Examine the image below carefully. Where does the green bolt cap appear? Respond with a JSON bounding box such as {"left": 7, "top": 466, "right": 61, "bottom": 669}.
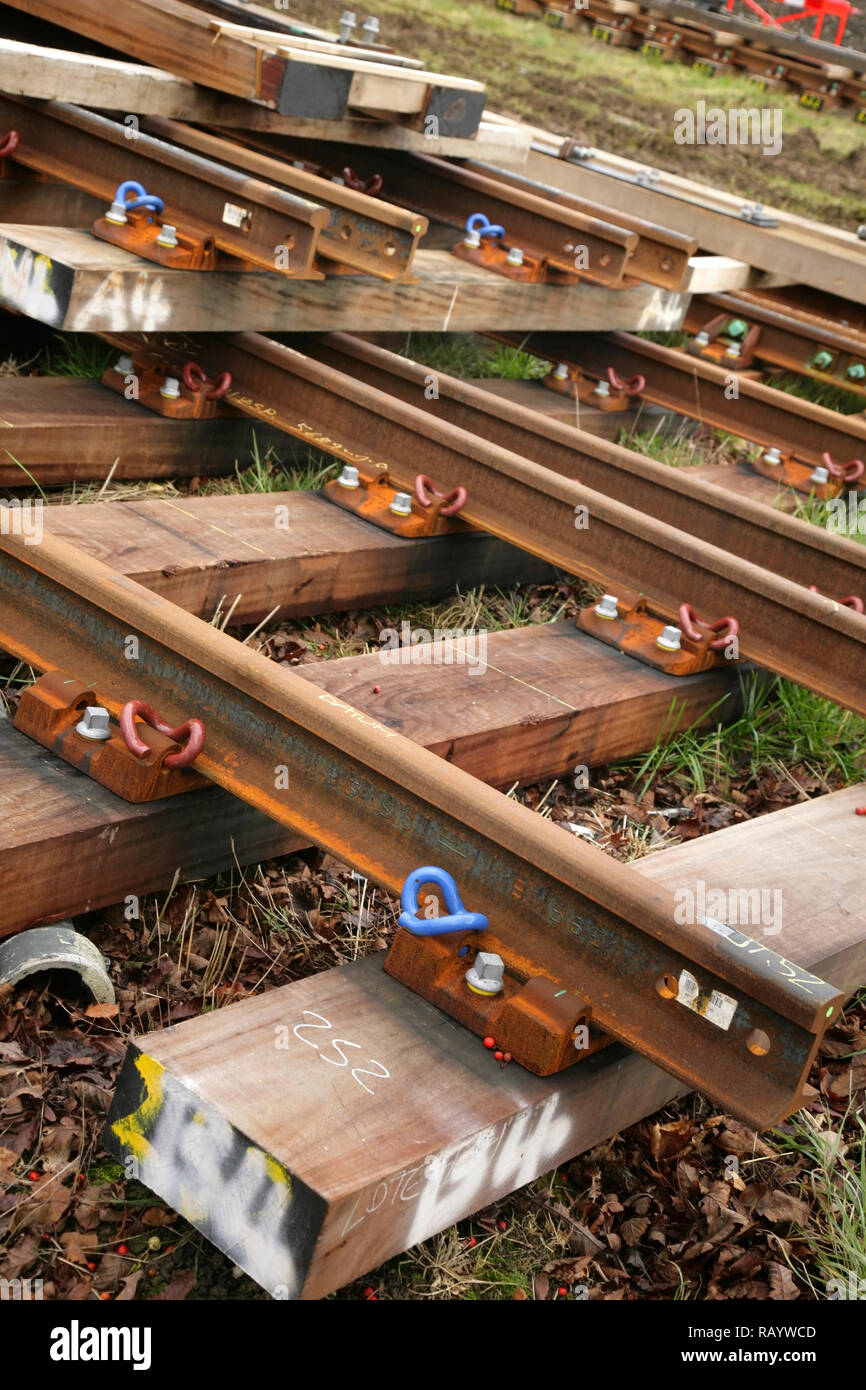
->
{"left": 846, "top": 363, "right": 866, "bottom": 380}
{"left": 812, "top": 350, "right": 834, "bottom": 371}
{"left": 726, "top": 319, "right": 748, "bottom": 339}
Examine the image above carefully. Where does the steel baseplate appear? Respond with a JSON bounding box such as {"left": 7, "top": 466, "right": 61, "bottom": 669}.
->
{"left": 101, "top": 356, "right": 234, "bottom": 421}
{"left": 751, "top": 450, "right": 847, "bottom": 499}
{"left": 542, "top": 367, "right": 637, "bottom": 411}
{"left": 385, "top": 926, "right": 610, "bottom": 1075}
{"left": 322, "top": 469, "right": 472, "bottom": 538}
{"left": 577, "top": 591, "right": 739, "bottom": 675}
{"left": 13, "top": 670, "right": 207, "bottom": 802}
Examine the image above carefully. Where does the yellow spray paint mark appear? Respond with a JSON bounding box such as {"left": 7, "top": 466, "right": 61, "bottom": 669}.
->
{"left": 264, "top": 1154, "right": 292, "bottom": 1194}
{"left": 110, "top": 1053, "right": 166, "bottom": 1162}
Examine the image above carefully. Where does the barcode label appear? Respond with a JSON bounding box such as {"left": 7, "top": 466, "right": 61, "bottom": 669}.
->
{"left": 676, "top": 970, "right": 738, "bottom": 1031}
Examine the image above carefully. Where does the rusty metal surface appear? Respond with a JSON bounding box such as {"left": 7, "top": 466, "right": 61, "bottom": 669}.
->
{"left": 495, "top": 329, "right": 866, "bottom": 469}
{"left": 141, "top": 118, "right": 429, "bottom": 283}
{"left": 0, "top": 96, "right": 328, "bottom": 278}
{"left": 301, "top": 333, "right": 866, "bottom": 610}
{"left": 385, "top": 926, "right": 609, "bottom": 1075}
{"left": 576, "top": 593, "right": 734, "bottom": 674}
{"left": 13, "top": 671, "right": 207, "bottom": 801}
{"left": 463, "top": 157, "right": 697, "bottom": 290}
{"left": 0, "top": 523, "right": 845, "bottom": 1127}
{"left": 684, "top": 292, "right": 866, "bottom": 400}
{"left": 225, "top": 135, "right": 641, "bottom": 287}
{"left": 101, "top": 330, "right": 866, "bottom": 716}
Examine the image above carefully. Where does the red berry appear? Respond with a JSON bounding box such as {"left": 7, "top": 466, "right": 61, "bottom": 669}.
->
{"left": 147, "top": 1268, "right": 157, "bottom": 1277}
{"left": 502, "top": 1052, "right": 512, "bottom": 1064}
{"left": 483, "top": 1036, "right": 495, "bottom": 1049}
{"left": 494, "top": 1050, "right": 504, "bottom": 1061}
{"left": 856, "top": 807, "right": 866, "bottom": 816}
{"left": 100, "top": 1291, "right": 111, "bottom": 1301}
{"left": 28, "top": 1170, "right": 39, "bottom": 1181}
{"left": 498, "top": 1220, "right": 507, "bottom": 1231}
{"left": 372, "top": 686, "right": 380, "bottom": 694}
{"left": 87, "top": 1262, "right": 96, "bottom": 1271}
{"left": 466, "top": 1237, "right": 476, "bottom": 1248}
{"left": 117, "top": 1244, "right": 128, "bottom": 1255}
{"left": 558, "top": 1286, "right": 568, "bottom": 1296}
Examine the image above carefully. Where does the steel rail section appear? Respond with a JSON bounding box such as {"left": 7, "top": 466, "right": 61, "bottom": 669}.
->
{"left": 0, "top": 525, "right": 844, "bottom": 1127}
{"left": 300, "top": 332, "right": 866, "bottom": 602}
{"left": 224, "top": 136, "right": 641, "bottom": 286}
{"left": 104, "top": 331, "right": 866, "bottom": 714}
{"left": 683, "top": 292, "right": 866, "bottom": 399}
{"left": 494, "top": 329, "right": 866, "bottom": 468}
{"left": 516, "top": 140, "right": 866, "bottom": 303}
{"left": 140, "top": 117, "right": 429, "bottom": 282}
{"left": 460, "top": 156, "right": 697, "bottom": 290}
{"left": 0, "top": 97, "right": 329, "bottom": 277}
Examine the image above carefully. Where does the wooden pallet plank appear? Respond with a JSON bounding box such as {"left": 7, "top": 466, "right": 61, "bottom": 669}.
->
{"left": 102, "top": 778, "right": 866, "bottom": 1296}
{"left": 0, "top": 227, "right": 690, "bottom": 334}
{"left": 42, "top": 492, "right": 552, "bottom": 625}
{"left": 0, "top": 377, "right": 288, "bottom": 485}
{"left": 0, "top": 39, "right": 529, "bottom": 157}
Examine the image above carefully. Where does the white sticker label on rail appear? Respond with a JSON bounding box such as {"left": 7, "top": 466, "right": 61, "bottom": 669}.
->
{"left": 676, "top": 970, "right": 738, "bottom": 1031}
{"left": 222, "top": 202, "right": 249, "bottom": 227}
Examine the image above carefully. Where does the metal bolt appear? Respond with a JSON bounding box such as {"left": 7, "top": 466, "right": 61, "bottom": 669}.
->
{"left": 594, "top": 594, "right": 619, "bottom": 621}
{"left": 812, "top": 350, "right": 834, "bottom": 371}
{"left": 76, "top": 706, "right": 112, "bottom": 741}
{"left": 810, "top": 465, "right": 830, "bottom": 485}
{"left": 337, "top": 464, "right": 360, "bottom": 489}
{"left": 726, "top": 319, "right": 748, "bottom": 339}
{"left": 506, "top": 246, "right": 524, "bottom": 267}
{"left": 593, "top": 380, "right": 611, "bottom": 397}
{"left": 156, "top": 223, "right": 178, "bottom": 248}
{"left": 656, "top": 625, "right": 682, "bottom": 652}
{"left": 553, "top": 362, "right": 570, "bottom": 380}
{"left": 465, "top": 951, "right": 505, "bottom": 996}
{"left": 762, "top": 447, "right": 782, "bottom": 466}
{"left": 104, "top": 199, "right": 129, "bottom": 225}
{"left": 846, "top": 363, "right": 865, "bottom": 380}
{"left": 693, "top": 331, "right": 710, "bottom": 348}
{"left": 338, "top": 9, "right": 356, "bottom": 41}
{"left": 463, "top": 228, "right": 481, "bottom": 249}
{"left": 723, "top": 343, "right": 741, "bottom": 360}
{"left": 362, "top": 15, "right": 380, "bottom": 43}
{"left": 114, "top": 354, "right": 134, "bottom": 375}
{"left": 159, "top": 376, "right": 181, "bottom": 400}
{"left": 389, "top": 491, "right": 413, "bottom": 516}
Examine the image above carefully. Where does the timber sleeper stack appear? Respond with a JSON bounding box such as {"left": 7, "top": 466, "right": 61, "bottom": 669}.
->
{"left": 0, "top": 0, "right": 864, "bottom": 1304}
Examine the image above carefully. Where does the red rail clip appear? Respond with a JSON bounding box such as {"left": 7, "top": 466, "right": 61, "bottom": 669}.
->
{"left": 679, "top": 604, "right": 739, "bottom": 651}
{"left": 607, "top": 367, "right": 646, "bottom": 397}
{"left": 0, "top": 130, "right": 19, "bottom": 158}
{"left": 341, "top": 166, "right": 384, "bottom": 196}
{"left": 414, "top": 474, "right": 467, "bottom": 516}
{"left": 182, "top": 361, "right": 232, "bottom": 400}
{"left": 822, "top": 452, "right": 865, "bottom": 484}
{"left": 120, "top": 701, "right": 206, "bottom": 768}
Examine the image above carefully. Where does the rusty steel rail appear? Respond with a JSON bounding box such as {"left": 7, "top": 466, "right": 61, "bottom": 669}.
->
{"left": 141, "top": 118, "right": 429, "bottom": 283}
{"left": 459, "top": 157, "right": 698, "bottom": 290}
{"left": 518, "top": 136, "right": 866, "bottom": 303}
{"left": 103, "top": 331, "right": 866, "bottom": 715}
{"left": 0, "top": 523, "right": 845, "bottom": 1128}
{"left": 299, "top": 332, "right": 866, "bottom": 604}
{"left": 223, "top": 135, "right": 641, "bottom": 287}
{"left": 683, "top": 292, "right": 866, "bottom": 400}
{"left": 495, "top": 329, "right": 866, "bottom": 469}
{"left": 0, "top": 97, "right": 329, "bottom": 277}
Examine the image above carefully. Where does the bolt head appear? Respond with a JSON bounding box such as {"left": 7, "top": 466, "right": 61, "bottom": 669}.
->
{"left": 463, "top": 229, "right": 481, "bottom": 249}
{"left": 810, "top": 466, "right": 830, "bottom": 484}
{"left": 593, "top": 380, "right": 610, "bottom": 396}
{"left": 506, "top": 246, "right": 524, "bottom": 266}
{"left": 105, "top": 200, "right": 128, "bottom": 225}
{"left": 337, "top": 464, "right": 360, "bottom": 489}
{"left": 762, "top": 447, "right": 782, "bottom": 466}
{"left": 694, "top": 332, "right": 710, "bottom": 347}
{"left": 389, "top": 491, "right": 413, "bottom": 516}
{"left": 465, "top": 952, "right": 505, "bottom": 996}
{"left": 159, "top": 376, "right": 181, "bottom": 399}
{"left": 76, "top": 706, "right": 112, "bottom": 741}
{"left": 594, "top": 594, "right": 619, "bottom": 621}
{"left": 114, "top": 355, "right": 134, "bottom": 375}
{"left": 656, "top": 625, "right": 682, "bottom": 652}
{"left": 156, "top": 224, "right": 178, "bottom": 248}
